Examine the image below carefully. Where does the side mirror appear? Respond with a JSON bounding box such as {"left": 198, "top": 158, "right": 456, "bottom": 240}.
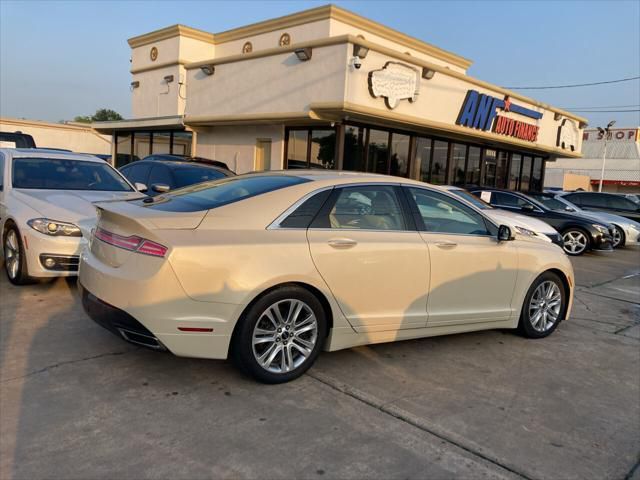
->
{"left": 134, "top": 182, "right": 148, "bottom": 192}
{"left": 151, "top": 183, "right": 171, "bottom": 193}
{"left": 521, "top": 204, "right": 535, "bottom": 212}
{"left": 498, "top": 224, "right": 514, "bottom": 242}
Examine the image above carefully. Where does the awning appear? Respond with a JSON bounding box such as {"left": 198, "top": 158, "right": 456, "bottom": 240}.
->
{"left": 92, "top": 115, "right": 186, "bottom": 134}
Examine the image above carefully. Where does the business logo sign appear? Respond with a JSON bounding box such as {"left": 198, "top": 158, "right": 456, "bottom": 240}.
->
{"left": 557, "top": 119, "right": 579, "bottom": 151}
{"left": 369, "top": 62, "right": 420, "bottom": 109}
{"left": 456, "top": 90, "right": 543, "bottom": 142}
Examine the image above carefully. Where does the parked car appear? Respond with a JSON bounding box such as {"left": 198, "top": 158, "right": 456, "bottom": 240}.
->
{"left": 619, "top": 193, "right": 640, "bottom": 205}
{"left": 443, "top": 186, "right": 563, "bottom": 247}
{"left": 0, "top": 149, "right": 143, "bottom": 284}
{"left": 0, "top": 131, "right": 36, "bottom": 148}
{"left": 80, "top": 172, "right": 574, "bottom": 384}
{"left": 561, "top": 191, "right": 640, "bottom": 222}
{"left": 469, "top": 188, "right": 614, "bottom": 256}
{"left": 143, "top": 154, "right": 231, "bottom": 171}
{"left": 530, "top": 191, "right": 640, "bottom": 249}
{"left": 119, "top": 158, "right": 235, "bottom": 195}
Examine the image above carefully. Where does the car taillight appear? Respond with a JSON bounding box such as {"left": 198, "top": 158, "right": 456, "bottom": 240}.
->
{"left": 94, "top": 228, "right": 168, "bottom": 258}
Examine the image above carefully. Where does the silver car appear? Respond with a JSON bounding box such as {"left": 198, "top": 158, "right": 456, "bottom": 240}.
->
{"left": 533, "top": 192, "right": 640, "bottom": 249}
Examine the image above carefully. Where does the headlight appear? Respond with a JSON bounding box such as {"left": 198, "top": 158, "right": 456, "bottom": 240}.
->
{"left": 514, "top": 226, "right": 537, "bottom": 237}
{"left": 27, "top": 218, "right": 82, "bottom": 237}
{"left": 592, "top": 224, "right": 609, "bottom": 235}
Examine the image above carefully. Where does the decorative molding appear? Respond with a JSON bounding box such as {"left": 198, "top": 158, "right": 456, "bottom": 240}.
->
{"left": 131, "top": 59, "right": 188, "bottom": 74}
{"left": 184, "top": 112, "right": 315, "bottom": 126}
{"left": 242, "top": 42, "right": 253, "bottom": 54}
{"left": 150, "top": 46, "right": 158, "bottom": 61}
{"left": 279, "top": 32, "right": 291, "bottom": 47}
{"left": 128, "top": 24, "right": 214, "bottom": 48}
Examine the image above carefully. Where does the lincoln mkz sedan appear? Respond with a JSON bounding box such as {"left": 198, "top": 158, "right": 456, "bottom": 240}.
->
{"left": 80, "top": 172, "right": 574, "bottom": 383}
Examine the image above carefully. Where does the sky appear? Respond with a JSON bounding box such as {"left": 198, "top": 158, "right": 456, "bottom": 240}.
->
{"left": 1, "top": 0, "right": 639, "bottom": 128}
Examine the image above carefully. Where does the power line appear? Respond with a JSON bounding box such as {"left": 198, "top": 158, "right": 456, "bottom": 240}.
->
{"left": 562, "top": 104, "right": 640, "bottom": 109}
{"left": 565, "top": 109, "right": 640, "bottom": 113}
{"left": 503, "top": 76, "right": 640, "bottom": 90}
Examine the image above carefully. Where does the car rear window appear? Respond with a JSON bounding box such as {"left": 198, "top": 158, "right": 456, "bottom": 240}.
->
{"left": 173, "top": 166, "right": 232, "bottom": 188}
{"left": 141, "top": 174, "right": 309, "bottom": 212}
{"left": 12, "top": 157, "right": 133, "bottom": 191}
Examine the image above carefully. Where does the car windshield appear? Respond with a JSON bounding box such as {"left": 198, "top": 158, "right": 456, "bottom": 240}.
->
{"left": 449, "top": 188, "right": 492, "bottom": 210}
{"left": 173, "top": 166, "right": 231, "bottom": 188}
{"left": 12, "top": 157, "right": 133, "bottom": 191}
{"left": 142, "top": 174, "right": 309, "bottom": 212}
{"left": 528, "top": 194, "right": 569, "bottom": 211}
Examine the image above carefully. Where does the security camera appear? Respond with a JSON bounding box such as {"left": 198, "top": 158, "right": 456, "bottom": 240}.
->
{"left": 352, "top": 56, "right": 362, "bottom": 69}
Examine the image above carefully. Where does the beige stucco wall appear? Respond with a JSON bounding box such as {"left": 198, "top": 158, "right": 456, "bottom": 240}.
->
{"left": 185, "top": 43, "right": 350, "bottom": 117}
{"left": 131, "top": 64, "right": 185, "bottom": 118}
{"left": 0, "top": 117, "right": 111, "bottom": 154}
{"left": 195, "top": 125, "right": 284, "bottom": 173}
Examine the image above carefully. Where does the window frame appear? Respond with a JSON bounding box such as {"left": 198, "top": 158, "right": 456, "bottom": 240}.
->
{"left": 403, "top": 186, "right": 497, "bottom": 237}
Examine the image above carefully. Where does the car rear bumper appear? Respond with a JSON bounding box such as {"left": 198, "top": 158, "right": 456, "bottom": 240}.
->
{"left": 78, "top": 247, "right": 238, "bottom": 360}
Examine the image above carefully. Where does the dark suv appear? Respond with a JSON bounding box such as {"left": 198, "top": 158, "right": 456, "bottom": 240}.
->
{"left": 469, "top": 188, "right": 614, "bottom": 256}
{"left": 561, "top": 191, "right": 640, "bottom": 222}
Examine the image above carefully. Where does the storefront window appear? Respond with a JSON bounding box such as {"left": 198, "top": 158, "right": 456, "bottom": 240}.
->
{"left": 114, "top": 132, "right": 135, "bottom": 168}
{"left": 310, "top": 130, "right": 336, "bottom": 169}
{"left": 172, "top": 132, "right": 192, "bottom": 156}
{"left": 495, "top": 151, "right": 509, "bottom": 188}
{"left": 153, "top": 132, "right": 172, "bottom": 154}
{"left": 367, "top": 129, "right": 389, "bottom": 174}
{"left": 520, "top": 156, "right": 532, "bottom": 191}
{"left": 343, "top": 126, "right": 366, "bottom": 172}
{"left": 482, "top": 149, "right": 497, "bottom": 187}
{"left": 451, "top": 143, "right": 467, "bottom": 186}
{"left": 134, "top": 132, "right": 152, "bottom": 159}
{"left": 286, "top": 130, "right": 309, "bottom": 169}
{"left": 431, "top": 140, "right": 449, "bottom": 185}
{"left": 415, "top": 137, "right": 432, "bottom": 183}
{"left": 390, "top": 133, "right": 410, "bottom": 177}
{"left": 530, "top": 157, "right": 543, "bottom": 191}
{"left": 509, "top": 154, "right": 522, "bottom": 190}
{"left": 465, "top": 146, "right": 481, "bottom": 185}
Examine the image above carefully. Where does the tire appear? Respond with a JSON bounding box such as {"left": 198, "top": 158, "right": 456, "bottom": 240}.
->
{"left": 518, "top": 272, "right": 567, "bottom": 339}
{"left": 231, "top": 286, "right": 327, "bottom": 384}
{"left": 611, "top": 225, "right": 625, "bottom": 249}
{"left": 3, "top": 224, "right": 32, "bottom": 285}
{"left": 561, "top": 228, "right": 590, "bottom": 256}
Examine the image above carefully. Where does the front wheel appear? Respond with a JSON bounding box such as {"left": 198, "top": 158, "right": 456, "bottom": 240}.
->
{"left": 3, "top": 225, "right": 31, "bottom": 285}
{"left": 518, "top": 272, "right": 567, "bottom": 338}
{"left": 611, "top": 225, "right": 625, "bottom": 248}
{"left": 232, "top": 286, "right": 327, "bottom": 384}
{"left": 561, "top": 228, "right": 590, "bottom": 256}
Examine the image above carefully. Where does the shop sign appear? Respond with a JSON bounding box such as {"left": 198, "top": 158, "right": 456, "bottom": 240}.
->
{"left": 368, "top": 62, "right": 420, "bottom": 109}
{"left": 583, "top": 129, "right": 639, "bottom": 142}
{"left": 557, "top": 119, "right": 579, "bottom": 151}
{"left": 456, "top": 90, "right": 543, "bottom": 142}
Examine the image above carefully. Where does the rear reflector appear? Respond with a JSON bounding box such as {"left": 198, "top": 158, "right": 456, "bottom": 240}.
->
{"left": 94, "top": 228, "right": 168, "bottom": 258}
{"left": 177, "top": 327, "right": 214, "bottom": 332}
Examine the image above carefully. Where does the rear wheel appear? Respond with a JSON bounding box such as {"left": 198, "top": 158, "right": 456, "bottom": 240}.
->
{"left": 611, "top": 225, "right": 625, "bottom": 248}
{"left": 232, "top": 286, "right": 327, "bottom": 384}
{"left": 3, "top": 225, "right": 31, "bottom": 285}
{"left": 518, "top": 272, "right": 567, "bottom": 338}
{"left": 561, "top": 228, "right": 589, "bottom": 256}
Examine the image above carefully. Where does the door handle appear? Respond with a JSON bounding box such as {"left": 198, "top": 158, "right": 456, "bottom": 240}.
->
{"left": 435, "top": 241, "right": 457, "bottom": 249}
{"left": 328, "top": 238, "right": 358, "bottom": 249}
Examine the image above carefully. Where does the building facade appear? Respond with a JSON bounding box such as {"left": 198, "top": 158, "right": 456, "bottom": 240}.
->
{"left": 545, "top": 127, "right": 640, "bottom": 193}
{"left": 94, "top": 4, "right": 586, "bottom": 191}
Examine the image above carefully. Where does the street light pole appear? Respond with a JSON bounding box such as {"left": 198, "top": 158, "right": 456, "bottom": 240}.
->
{"left": 597, "top": 120, "right": 616, "bottom": 193}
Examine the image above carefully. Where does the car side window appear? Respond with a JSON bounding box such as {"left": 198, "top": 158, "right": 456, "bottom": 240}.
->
{"left": 279, "top": 189, "right": 333, "bottom": 228}
{"left": 148, "top": 165, "right": 174, "bottom": 188}
{"left": 122, "top": 163, "right": 151, "bottom": 185}
{"left": 493, "top": 192, "right": 530, "bottom": 209}
{"left": 578, "top": 193, "right": 607, "bottom": 208}
{"left": 407, "top": 187, "right": 491, "bottom": 236}
{"left": 607, "top": 195, "right": 636, "bottom": 211}
{"left": 312, "top": 185, "right": 407, "bottom": 231}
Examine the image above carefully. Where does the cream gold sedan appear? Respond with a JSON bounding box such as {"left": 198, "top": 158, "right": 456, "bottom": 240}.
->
{"left": 79, "top": 171, "right": 574, "bottom": 383}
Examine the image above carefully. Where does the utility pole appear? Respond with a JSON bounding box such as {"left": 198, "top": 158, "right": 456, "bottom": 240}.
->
{"left": 597, "top": 120, "right": 616, "bottom": 193}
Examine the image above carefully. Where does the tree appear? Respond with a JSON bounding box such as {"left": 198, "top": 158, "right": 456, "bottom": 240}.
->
{"left": 73, "top": 108, "right": 123, "bottom": 123}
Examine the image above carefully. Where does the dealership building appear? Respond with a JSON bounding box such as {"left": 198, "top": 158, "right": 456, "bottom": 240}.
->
{"left": 94, "top": 4, "right": 586, "bottom": 191}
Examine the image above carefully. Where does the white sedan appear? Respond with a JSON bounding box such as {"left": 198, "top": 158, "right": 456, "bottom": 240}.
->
{"left": 80, "top": 171, "right": 574, "bottom": 384}
{"left": 0, "top": 149, "right": 143, "bottom": 284}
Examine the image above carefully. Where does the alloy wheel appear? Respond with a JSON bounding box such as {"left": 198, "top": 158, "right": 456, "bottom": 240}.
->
{"left": 528, "top": 280, "right": 562, "bottom": 332}
{"left": 252, "top": 299, "right": 318, "bottom": 374}
{"left": 4, "top": 230, "right": 20, "bottom": 280}
{"left": 611, "top": 226, "right": 622, "bottom": 248}
{"left": 562, "top": 230, "right": 588, "bottom": 255}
